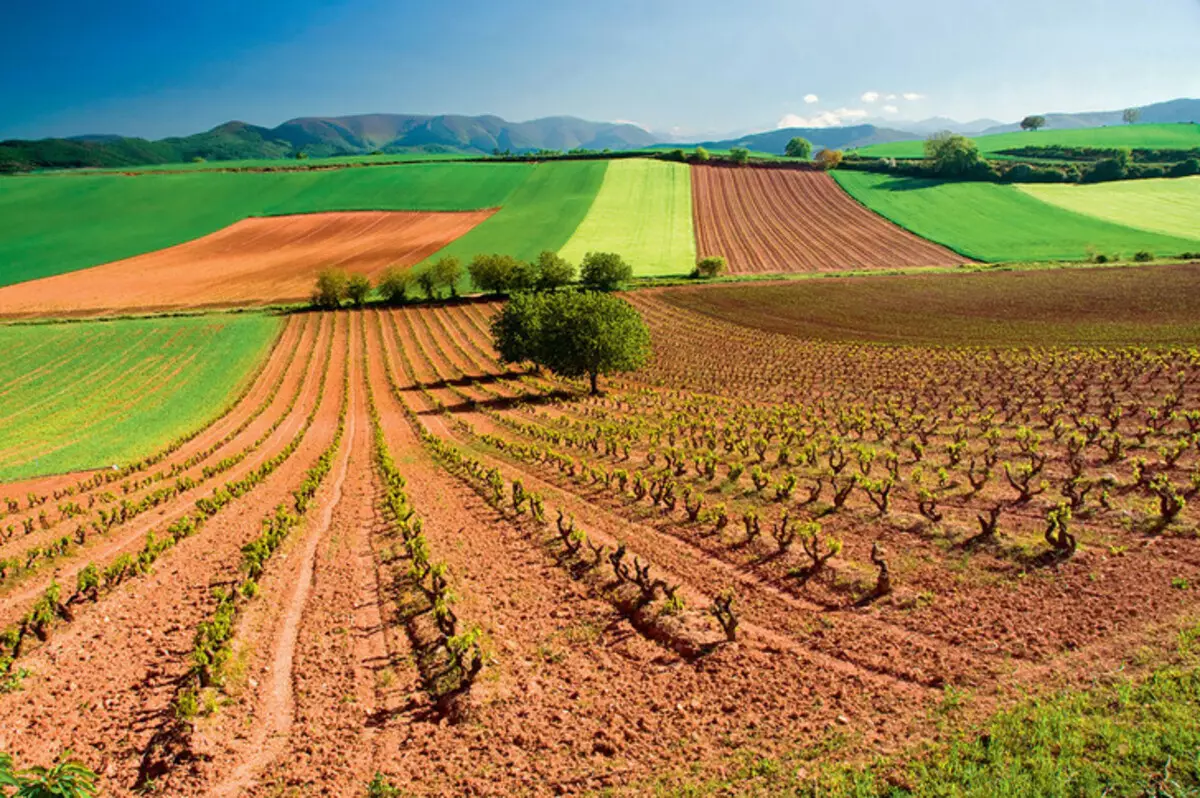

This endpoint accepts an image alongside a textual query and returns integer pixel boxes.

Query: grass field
[855,122,1200,158]
[1019,176,1200,240]
[655,262,1200,346]
[0,162,533,287]
[0,313,279,480]
[63,151,475,173]
[558,159,695,276]
[832,170,1200,262]
[419,160,607,280]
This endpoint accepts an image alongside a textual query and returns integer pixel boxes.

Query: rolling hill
[665,124,916,155]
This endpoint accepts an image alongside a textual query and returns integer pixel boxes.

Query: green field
[62,151,476,174]
[0,162,533,287]
[832,170,1200,262]
[0,313,279,481]
[420,160,607,276]
[658,263,1200,346]
[855,122,1200,158]
[1019,176,1200,240]
[558,159,695,276]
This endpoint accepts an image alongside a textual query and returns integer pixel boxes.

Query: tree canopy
[1123,108,1142,125]
[924,132,985,177]
[1020,115,1046,131]
[580,252,632,291]
[491,291,650,394]
[784,137,813,159]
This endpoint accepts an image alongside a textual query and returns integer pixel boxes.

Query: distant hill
[666,124,917,155]
[0,114,658,172]
[979,98,1200,135]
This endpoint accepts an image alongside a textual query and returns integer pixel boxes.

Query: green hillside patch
[422,160,607,272]
[1018,176,1200,241]
[832,170,1200,262]
[0,162,532,287]
[854,123,1200,159]
[558,159,695,276]
[0,313,280,481]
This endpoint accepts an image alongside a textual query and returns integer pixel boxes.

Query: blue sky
[4,0,1199,140]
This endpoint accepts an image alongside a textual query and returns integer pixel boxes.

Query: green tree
[692,256,727,279]
[414,265,438,300]
[693,146,710,163]
[467,254,521,294]
[0,752,99,798]
[815,148,844,169]
[784,137,813,159]
[924,132,985,177]
[1020,115,1046,131]
[430,256,463,298]
[580,252,632,291]
[376,266,413,304]
[728,147,751,165]
[491,292,650,394]
[346,273,372,307]
[311,268,348,309]
[1123,107,1142,125]
[535,250,575,290]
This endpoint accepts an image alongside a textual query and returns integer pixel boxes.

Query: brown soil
[0,211,493,317]
[690,165,966,273]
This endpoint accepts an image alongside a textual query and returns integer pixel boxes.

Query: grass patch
[559,158,696,277]
[1019,176,1200,241]
[0,312,279,480]
[0,161,533,286]
[654,262,1200,346]
[855,122,1200,159]
[831,170,1200,262]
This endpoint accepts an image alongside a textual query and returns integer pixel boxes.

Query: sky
[4,0,1200,140]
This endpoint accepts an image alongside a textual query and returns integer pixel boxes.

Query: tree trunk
[589,371,599,395]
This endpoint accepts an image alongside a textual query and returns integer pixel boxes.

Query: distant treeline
[842,153,1200,184]
[996,145,1200,164]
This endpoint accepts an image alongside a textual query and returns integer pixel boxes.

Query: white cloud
[886,94,897,100]
[883,105,899,114]
[861,91,881,103]
[804,94,819,104]
[902,92,925,101]
[777,108,869,129]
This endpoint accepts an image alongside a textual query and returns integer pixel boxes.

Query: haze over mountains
[2,98,1198,172]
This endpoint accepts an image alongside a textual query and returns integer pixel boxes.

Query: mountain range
[2,98,1198,172]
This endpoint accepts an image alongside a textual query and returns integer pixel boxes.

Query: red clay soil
[0,210,493,317]
[691,165,966,273]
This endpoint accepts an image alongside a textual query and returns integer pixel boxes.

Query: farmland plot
[1019,175,1200,240]
[2,275,1199,795]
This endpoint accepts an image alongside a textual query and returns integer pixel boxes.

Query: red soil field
[691,165,966,273]
[2,294,1199,796]
[0,210,493,317]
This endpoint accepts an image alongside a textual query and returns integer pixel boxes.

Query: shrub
[580,252,632,291]
[1133,250,1155,263]
[692,256,727,279]
[815,149,844,170]
[311,268,348,309]
[376,266,413,304]
[346,273,372,306]
[692,146,710,163]
[1170,157,1200,177]
[728,147,750,165]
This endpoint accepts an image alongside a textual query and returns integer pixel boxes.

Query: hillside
[853,122,1200,159]
[667,124,916,155]
[978,98,1200,135]
[0,114,657,172]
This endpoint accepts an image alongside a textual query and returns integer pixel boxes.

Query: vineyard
[1,275,1198,795]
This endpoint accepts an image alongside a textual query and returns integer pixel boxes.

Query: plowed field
[0,210,492,316]
[3,286,1199,796]
[691,165,967,273]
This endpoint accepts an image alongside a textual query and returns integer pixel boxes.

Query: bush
[377,266,413,304]
[692,146,710,163]
[692,256,727,279]
[346,273,372,306]
[815,149,844,170]
[728,147,750,165]
[1133,250,1155,263]
[311,268,348,309]
[536,250,575,290]
[580,252,632,291]
[1170,157,1200,177]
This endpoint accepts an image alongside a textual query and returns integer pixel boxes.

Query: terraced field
[0,314,279,480]
[558,158,696,276]
[692,165,965,272]
[3,269,1199,795]
[1019,176,1200,240]
[855,122,1200,158]
[833,170,1200,261]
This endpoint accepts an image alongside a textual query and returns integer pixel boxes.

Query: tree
[784,137,813,159]
[414,265,438,301]
[535,250,575,290]
[430,256,463,298]
[814,148,844,170]
[467,254,521,294]
[580,252,632,291]
[1020,115,1046,131]
[692,256,727,279]
[693,146,710,163]
[728,147,751,165]
[312,268,348,309]
[377,266,413,304]
[491,292,650,394]
[346,273,372,307]
[1123,107,1142,125]
[924,131,984,177]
